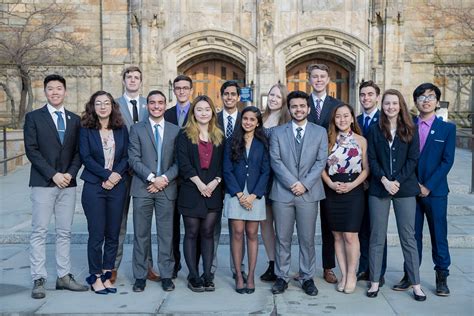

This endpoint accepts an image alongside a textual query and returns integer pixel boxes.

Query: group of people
[24,63,456,303]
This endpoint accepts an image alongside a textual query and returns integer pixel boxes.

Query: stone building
[0,0,472,121]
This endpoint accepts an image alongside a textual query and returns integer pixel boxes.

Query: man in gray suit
[113,66,158,283]
[128,90,180,292]
[270,90,328,296]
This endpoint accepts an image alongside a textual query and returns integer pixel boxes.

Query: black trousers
[320,200,335,269]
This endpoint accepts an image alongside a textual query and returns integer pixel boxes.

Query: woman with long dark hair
[79,91,129,294]
[366,89,426,301]
[223,106,270,293]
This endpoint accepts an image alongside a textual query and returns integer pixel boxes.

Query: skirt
[224,184,266,221]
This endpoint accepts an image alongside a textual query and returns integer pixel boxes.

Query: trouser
[320,200,335,269]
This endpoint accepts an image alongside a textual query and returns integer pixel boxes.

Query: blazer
[415,116,456,197]
[269,121,328,203]
[164,105,189,127]
[128,120,180,199]
[116,95,148,131]
[307,94,342,129]
[24,105,81,187]
[176,131,223,217]
[357,109,380,137]
[367,124,420,198]
[223,137,270,199]
[79,126,129,184]
[217,111,242,134]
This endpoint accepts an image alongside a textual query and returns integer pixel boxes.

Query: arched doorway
[178,54,246,110]
[286,53,353,103]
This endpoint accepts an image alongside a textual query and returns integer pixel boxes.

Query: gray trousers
[211,215,245,274]
[132,194,175,279]
[273,198,318,282]
[369,195,420,284]
[30,187,76,281]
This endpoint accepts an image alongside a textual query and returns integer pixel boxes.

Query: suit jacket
[217,110,242,134]
[269,121,328,203]
[357,109,380,137]
[24,105,81,187]
[79,126,129,184]
[307,94,342,129]
[164,105,189,127]
[116,95,148,131]
[367,124,420,198]
[415,116,456,196]
[223,137,270,199]
[128,120,180,199]
[176,131,223,217]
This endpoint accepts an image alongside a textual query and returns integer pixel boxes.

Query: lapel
[320,96,333,124]
[118,96,133,127]
[62,110,75,145]
[112,128,121,162]
[139,96,148,121]
[371,110,380,126]
[91,129,104,160]
[357,114,363,127]
[162,121,173,154]
[284,122,298,163]
[244,138,257,163]
[40,105,62,145]
[144,119,158,152]
[217,111,224,132]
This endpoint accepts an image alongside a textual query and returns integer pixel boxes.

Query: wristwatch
[147,175,156,184]
[215,177,222,184]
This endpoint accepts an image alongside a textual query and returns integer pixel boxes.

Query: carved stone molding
[435,65,474,77]
[30,66,102,79]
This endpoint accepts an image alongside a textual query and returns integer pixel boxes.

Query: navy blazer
[307,94,342,129]
[415,116,456,196]
[217,111,242,134]
[367,124,420,198]
[357,110,380,137]
[79,126,129,184]
[223,137,270,199]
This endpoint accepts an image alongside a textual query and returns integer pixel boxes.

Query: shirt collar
[418,114,436,127]
[312,92,327,104]
[223,108,238,121]
[47,103,65,115]
[292,120,307,132]
[124,93,138,105]
[176,101,190,114]
[149,117,164,128]
[363,108,378,121]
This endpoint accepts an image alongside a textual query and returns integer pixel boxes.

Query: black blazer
[367,124,420,198]
[79,126,129,184]
[217,111,242,133]
[176,131,223,218]
[307,95,342,129]
[164,105,189,127]
[23,105,81,187]
[357,110,380,137]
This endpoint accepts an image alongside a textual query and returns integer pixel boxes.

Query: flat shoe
[414,289,427,301]
[336,282,345,292]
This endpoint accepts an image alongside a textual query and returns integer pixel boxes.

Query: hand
[205,179,219,194]
[196,180,212,197]
[290,181,306,196]
[108,172,122,185]
[337,182,354,194]
[419,184,430,198]
[152,176,169,191]
[382,178,399,195]
[63,173,72,186]
[52,173,69,189]
[238,194,252,210]
[147,183,159,193]
[101,180,115,190]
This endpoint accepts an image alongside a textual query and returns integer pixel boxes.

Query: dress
[324,131,364,232]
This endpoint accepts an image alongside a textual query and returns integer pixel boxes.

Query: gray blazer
[116,95,148,131]
[128,119,180,200]
[269,121,328,203]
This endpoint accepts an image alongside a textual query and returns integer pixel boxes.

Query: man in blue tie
[355,80,387,286]
[24,74,88,299]
[128,90,180,292]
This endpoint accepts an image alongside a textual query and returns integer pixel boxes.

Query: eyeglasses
[94,101,112,107]
[174,86,191,92]
[417,95,437,103]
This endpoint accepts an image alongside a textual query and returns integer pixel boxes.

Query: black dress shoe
[133,279,146,292]
[379,276,385,288]
[101,271,117,293]
[302,279,318,296]
[187,277,204,292]
[435,271,450,296]
[260,261,277,282]
[392,274,411,291]
[271,278,288,294]
[233,271,248,283]
[357,271,369,281]
[246,287,255,294]
[413,289,427,301]
[85,274,108,295]
[366,289,379,298]
[162,278,175,291]
[204,278,215,292]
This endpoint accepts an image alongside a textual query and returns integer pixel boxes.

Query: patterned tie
[315,99,322,120]
[363,116,371,136]
[55,111,65,144]
[130,99,139,123]
[226,115,234,139]
[154,124,162,175]
[296,127,303,143]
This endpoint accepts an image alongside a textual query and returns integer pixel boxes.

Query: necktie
[296,127,303,143]
[363,116,371,136]
[55,111,65,144]
[315,99,322,120]
[130,99,139,123]
[178,109,185,127]
[226,116,234,139]
[154,124,162,175]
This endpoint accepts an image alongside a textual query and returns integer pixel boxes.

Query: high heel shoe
[413,289,427,301]
[86,274,108,295]
[344,276,357,294]
[235,278,246,294]
[366,289,379,298]
[336,282,345,292]
[101,271,117,293]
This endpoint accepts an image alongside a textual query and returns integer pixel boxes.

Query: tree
[0,1,92,127]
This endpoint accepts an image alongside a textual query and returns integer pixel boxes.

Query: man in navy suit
[306,63,342,284]
[393,83,456,296]
[164,75,193,278]
[24,74,88,299]
[356,80,387,286]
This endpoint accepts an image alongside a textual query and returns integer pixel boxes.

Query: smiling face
[147,93,166,120]
[94,94,113,120]
[289,98,310,123]
[267,86,283,112]
[359,86,379,114]
[194,100,212,125]
[334,105,353,133]
[382,94,401,121]
[123,71,142,94]
[241,110,259,133]
[222,86,240,112]
[173,79,193,105]
[416,89,438,117]
[309,69,330,94]
[45,80,66,109]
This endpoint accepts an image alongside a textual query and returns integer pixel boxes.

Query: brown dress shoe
[147,267,161,282]
[323,269,338,284]
[110,270,117,284]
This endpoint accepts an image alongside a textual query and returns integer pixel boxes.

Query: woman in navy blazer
[223,106,270,293]
[79,91,129,294]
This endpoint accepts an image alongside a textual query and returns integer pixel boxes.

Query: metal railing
[0,123,26,176]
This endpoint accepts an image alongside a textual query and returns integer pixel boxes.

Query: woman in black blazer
[177,95,224,292]
[366,89,426,301]
[79,91,128,294]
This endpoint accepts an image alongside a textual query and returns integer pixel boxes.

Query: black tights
[183,212,219,279]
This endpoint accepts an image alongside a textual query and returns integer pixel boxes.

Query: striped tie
[315,99,322,120]
[226,116,233,139]
[55,111,65,144]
